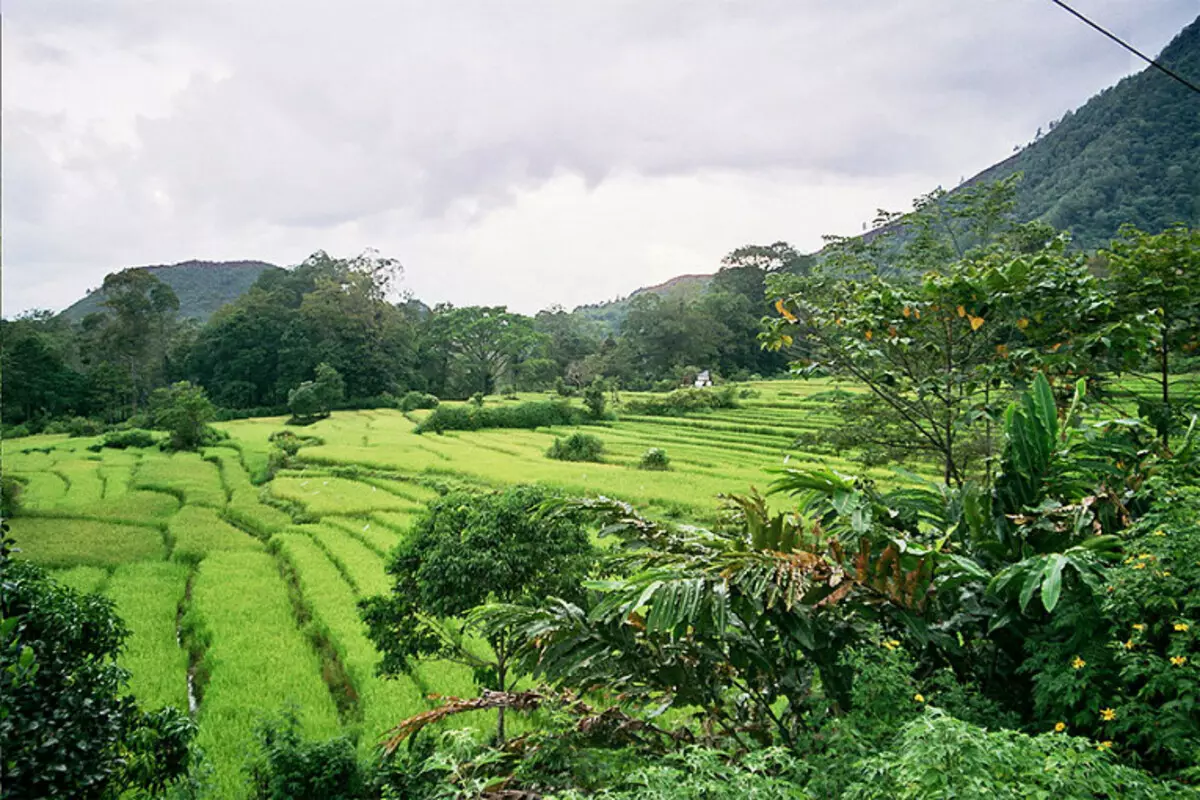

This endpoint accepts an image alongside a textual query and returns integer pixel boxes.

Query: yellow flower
[1162,571,1171,577]
[1054,722,1066,733]
[1174,623,1189,632]
[1170,656,1187,667]
[1137,553,1153,560]
[914,693,925,703]
[957,305,966,318]
[1100,708,1116,721]
[1133,624,1146,632]
[1124,639,1135,650]
[1097,741,1113,751]
[882,639,900,651]
[1153,529,1166,537]
[968,314,985,331]
[1017,317,1030,330]
[1071,656,1086,670]
[1133,562,1147,570]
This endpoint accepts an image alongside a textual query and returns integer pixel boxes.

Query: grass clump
[638,447,671,471]
[416,399,587,434]
[546,432,605,462]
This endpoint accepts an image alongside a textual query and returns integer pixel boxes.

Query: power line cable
[1047,0,1200,96]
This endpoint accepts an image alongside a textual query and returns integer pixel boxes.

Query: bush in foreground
[547,432,605,462]
[0,532,195,798]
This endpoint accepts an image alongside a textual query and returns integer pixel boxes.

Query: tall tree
[1105,224,1200,446]
[424,306,541,396]
[94,270,180,413]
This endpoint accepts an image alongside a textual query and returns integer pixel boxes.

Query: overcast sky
[3,1,1196,317]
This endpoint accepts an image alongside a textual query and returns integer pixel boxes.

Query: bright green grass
[52,459,106,507]
[107,561,190,710]
[192,550,341,799]
[169,505,264,562]
[50,565,109,594]
[308,525,393,596]
[8,517,165,568]
[270,475,419,516]
[325,516,404,557]
[275,533,490,753]
[134,451,227,508]
[9,472,68,510]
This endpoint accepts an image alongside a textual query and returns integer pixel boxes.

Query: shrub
[547,432,604,462]
[149,381,219,451]
[555,377,575,397]
[638,448,671,470]
[415,400,589,434]
[623,387,739,417]
[1022,488,1200,775]
[99,429,158,450]
[0,536,196,797]
[288,362,345,424]
[3,424,31,439]
[844,710,1185,799]
[1,477,22,519]
[582,378,608,419]
[399,391,440,412]
[247,711,368,800]
[470,392,485,408]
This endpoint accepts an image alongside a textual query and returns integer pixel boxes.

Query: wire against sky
[1047,0,1200,96]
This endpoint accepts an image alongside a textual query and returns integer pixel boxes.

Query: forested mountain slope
[60,260,283,323]
[961,15,1199,249]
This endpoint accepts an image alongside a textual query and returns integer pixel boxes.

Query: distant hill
[60,260,283,323]
[953,15,1199,249]
[573,273,712,332]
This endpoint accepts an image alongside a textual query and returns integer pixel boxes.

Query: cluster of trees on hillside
[1,243,810,432]
[3,174,1196,444]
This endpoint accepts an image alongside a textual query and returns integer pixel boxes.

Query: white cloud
[2,0,1196,315]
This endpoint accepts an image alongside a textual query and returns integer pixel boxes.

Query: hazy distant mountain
[572,273,712,332]
[60,260,283,323]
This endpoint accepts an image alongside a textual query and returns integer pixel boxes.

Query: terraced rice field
[0,378,1003,795]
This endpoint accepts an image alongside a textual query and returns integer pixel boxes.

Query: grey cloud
[2,0,1197,315]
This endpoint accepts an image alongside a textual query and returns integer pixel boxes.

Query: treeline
[1,244,809,432]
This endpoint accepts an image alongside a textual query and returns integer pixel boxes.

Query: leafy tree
[288,362,345,423]
[0,312,87,425]
[1105,224,1200,445]
[0,532,196,797]
[360,486,594,741]
[96,269,180,414]
[149,381,218,450]
[581,378,607,419]
[423,306,542,397]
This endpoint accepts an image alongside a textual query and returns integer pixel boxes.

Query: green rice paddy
[13,376,1148,795]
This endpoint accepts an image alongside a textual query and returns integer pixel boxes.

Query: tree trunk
[1161,318,1170,448]
[495,641,507,744]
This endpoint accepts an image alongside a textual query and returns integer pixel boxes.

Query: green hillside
[60,260,283,323]
[963,15,1199,249]
[572,273,712,332]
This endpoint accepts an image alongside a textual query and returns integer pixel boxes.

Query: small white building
[694,370,712,388]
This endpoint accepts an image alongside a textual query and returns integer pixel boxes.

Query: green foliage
[582,378,608,419]
[845,710,1187,799]
[638,447,671,471]
[248,710,369,800]
[361,486,594,738]
[623,387,738,417]
[1,477,22,520]
[150,381,219,450]
[0,534,195,798]
[415,399,589,433]
[399,391,439,412]
[546,433,605,462]
[98,428,158,449]
[288,362,346,423]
